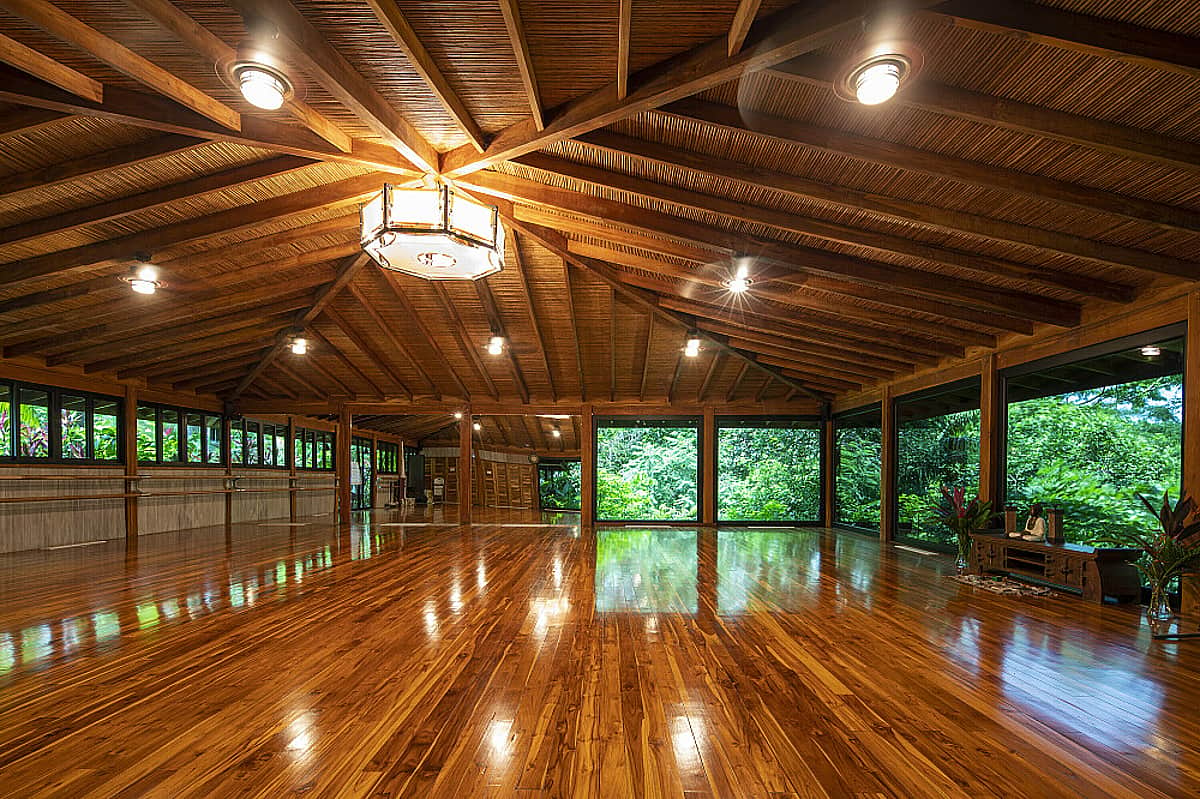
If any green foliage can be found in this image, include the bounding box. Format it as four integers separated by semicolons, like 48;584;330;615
94;410;118;460
538;461;581;510
835;425;881;530
718;427;820;521
0;399;9;456
19;402;49;458
60;409;87;459
595;528;697;612
597;426;698;520
897;409;981;546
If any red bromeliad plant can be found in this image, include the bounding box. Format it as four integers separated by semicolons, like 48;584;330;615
934;485;994;569
1109;492;1200;620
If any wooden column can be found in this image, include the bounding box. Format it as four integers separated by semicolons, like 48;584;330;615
1184;291;1200;616
979;353;1003;506
581;404;595;529
122;385;138;551
222;416;233;530
823;416;836;527
336;405;352;527
702;407;716;526
370;433;378;510
458;409;473;525
880;385;896;542
286;415;297;521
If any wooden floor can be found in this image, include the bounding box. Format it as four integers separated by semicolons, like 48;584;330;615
1;510;1198;798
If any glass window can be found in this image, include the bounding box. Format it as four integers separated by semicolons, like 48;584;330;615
137;405;158;462
834;405;882;532
275;432;286;467
294;434;304;467
230;421;244;464
262;424;274;466
717;418;822;523
93;400;119;461
321;435;332;470
161;409;180;462
596;418;700;522
18;388;50;458
538;460;581;510
0;383;10;457
60;394;89;459
896;379;981;549
206;416;223;464
1005;330;1184;546
246;422;260;465
185;414;203;462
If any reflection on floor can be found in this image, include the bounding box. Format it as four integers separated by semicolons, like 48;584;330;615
0;510;1196;797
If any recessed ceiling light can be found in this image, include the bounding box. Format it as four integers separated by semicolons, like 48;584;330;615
835;46;922;107
725;259;752;294
289;336;308;355
454;411;463;420
229;18;294;111
473;421;482;432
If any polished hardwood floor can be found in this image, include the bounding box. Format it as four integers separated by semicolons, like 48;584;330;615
1;509;1198;798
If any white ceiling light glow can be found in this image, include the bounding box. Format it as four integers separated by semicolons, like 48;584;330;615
290;336;308;355
684;333;702;358
835;45;921;107
228;17;294;111
487;335;506;355
120;256;163;295
361;182;504;281
725;259;752;294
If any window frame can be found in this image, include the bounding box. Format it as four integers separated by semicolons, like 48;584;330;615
593;415;703;524
136;402;224;466
831;403;883;535
0;379;123;465
294;427;336;472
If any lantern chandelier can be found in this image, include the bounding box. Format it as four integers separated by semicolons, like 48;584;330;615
360;181;505;281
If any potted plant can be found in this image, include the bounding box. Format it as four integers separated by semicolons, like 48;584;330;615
1117;492;1200;620
933;486;993;573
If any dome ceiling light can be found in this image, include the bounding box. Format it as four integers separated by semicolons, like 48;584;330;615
835;44;922;107
120;253;163;295
225;16;294;111
361;182;504;281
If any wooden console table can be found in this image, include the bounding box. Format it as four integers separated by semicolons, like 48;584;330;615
970;533;1142;604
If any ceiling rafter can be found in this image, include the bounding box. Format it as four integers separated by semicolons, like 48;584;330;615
83;323;283;375
322;303;413;400
0;105;63;136
496;0;543;130
475;278;530;404
121;0;353;152
345;280;441;398
0;28;100;100
664;98;1200;246
0;65;413;173
506;228;556;401
364;0;485;151
430;283;500;400
227;0;436;173
726;361;750;403
307;324;387;397
772;53;1200;176
616;0;632;100
727;0;762;56
576;130;1136;300
374;270;473;400
698;350;723;402
0;0;239;129
519;153;1082;326
558;256;587;401
638;314;653;403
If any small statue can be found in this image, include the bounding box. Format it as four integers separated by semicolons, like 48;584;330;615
1022;502;1047;542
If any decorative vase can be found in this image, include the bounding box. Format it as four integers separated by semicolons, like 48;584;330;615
1147;580;1174;621
955;534;971;574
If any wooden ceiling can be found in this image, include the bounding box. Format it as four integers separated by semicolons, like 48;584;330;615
359;413;582;455
0;0;1197;435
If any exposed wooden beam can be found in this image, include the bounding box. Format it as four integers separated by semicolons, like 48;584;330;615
463;171;1014;341
228;253;374;401
616;0;632;100
83;323;282;375
307;325;386;397
322;304;413;399
506;228;556;401
374;270;473;400
0;172;383;289
519;152;1081;326
0;154;313;249
773;53;1200;178
638;314;653;403
727;0;762;56
726;361;749;403
0;0;239;129
496;0;543;131
228;0;436;172
0;29;101;101
475;278;530;404
430;283;500;400
608;287;616;402
709;323;911;375
665;98;1200;244
697;350;722;403
724;337;897;382
122;0;353;152
666;347;685;403
0;133;204;200
511;218;827;403
131;341;269;380
441;0;943;176
559;256;587;401
363;0;485;151
295;351;357;397
0;65;412;172
931;0;1200;80
577;130;1136;299
345;280;441;397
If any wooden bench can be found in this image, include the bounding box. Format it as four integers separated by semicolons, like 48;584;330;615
970;533;1142;604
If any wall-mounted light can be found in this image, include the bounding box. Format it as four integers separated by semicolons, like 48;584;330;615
473;421;482;432
684;332;702;358
486;335;506;355
120;254;163;295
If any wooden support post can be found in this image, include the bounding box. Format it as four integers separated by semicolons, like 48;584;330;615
1184;291;1200;617
370;433;378;510
459;408;473;525
702;407;717;526
337;405;352;527
880;385;896;542
979;353;1003;507
223;416;233;531
122;385;138;551
823;415;836;527
287;415;297;521
581;403;595;529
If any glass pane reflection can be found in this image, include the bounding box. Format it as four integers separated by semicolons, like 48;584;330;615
595;528;697;613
